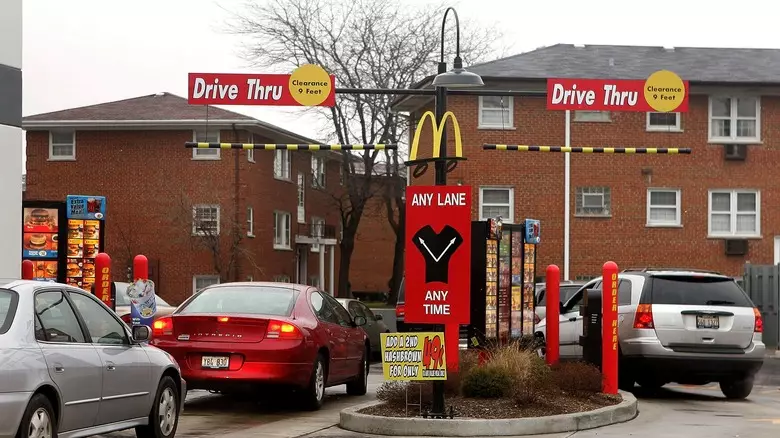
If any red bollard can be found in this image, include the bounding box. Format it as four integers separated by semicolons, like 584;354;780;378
133;255;149;281
22;260;34;280
545;264;560;366
602;261;619;394
95;253;113;309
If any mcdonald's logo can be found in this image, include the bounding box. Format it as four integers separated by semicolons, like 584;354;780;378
406;111;465;176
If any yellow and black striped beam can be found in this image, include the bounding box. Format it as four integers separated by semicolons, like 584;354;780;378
185;142;396;151
483;145;692;154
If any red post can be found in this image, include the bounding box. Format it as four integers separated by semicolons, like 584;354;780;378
95;253;113;309
444;322;460;372
602;261;619;394
133;254;149;281
545;264;560;366
22;260;34;280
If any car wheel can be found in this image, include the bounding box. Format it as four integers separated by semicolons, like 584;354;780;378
17;393;56;438
301;354;327;411
136;376;179;438
720;375;754;400
346;347;369;396
636;376;665;391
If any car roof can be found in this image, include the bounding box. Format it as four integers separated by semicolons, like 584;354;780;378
201;281;310;291
621;268;729;279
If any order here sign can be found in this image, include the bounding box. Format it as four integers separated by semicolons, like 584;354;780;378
404;185;471;325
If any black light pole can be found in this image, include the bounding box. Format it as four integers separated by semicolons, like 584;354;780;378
429;6;484;418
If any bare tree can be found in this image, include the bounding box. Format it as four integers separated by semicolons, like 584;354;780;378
225;0;501;296
382;148;406;304
175;192;264;283
114;221;139;282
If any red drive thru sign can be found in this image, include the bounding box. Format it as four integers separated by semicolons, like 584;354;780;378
547;70;689;113
188;64;336;107
405;185;471;325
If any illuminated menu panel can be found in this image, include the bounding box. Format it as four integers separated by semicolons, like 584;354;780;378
22;208;59;259
522;243;537;335
510;231;524;337
485;239;498;339
498;233;511;340
65;219;100;292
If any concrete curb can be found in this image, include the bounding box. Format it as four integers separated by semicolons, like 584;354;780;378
339;390;638;437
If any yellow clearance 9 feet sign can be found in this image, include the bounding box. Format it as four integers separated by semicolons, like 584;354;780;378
381;332;447;381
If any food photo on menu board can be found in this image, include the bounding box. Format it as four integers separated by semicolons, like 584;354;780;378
30;261;58;281
22;208;59;258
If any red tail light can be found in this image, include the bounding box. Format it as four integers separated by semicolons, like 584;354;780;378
754;308;763;333
396;304;405;318
120;314;132;325
266;320;302;340
533;313;541;324
633;304;654;329
152;316;174;337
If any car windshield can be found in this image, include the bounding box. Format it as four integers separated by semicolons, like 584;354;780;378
650;275;753;307
0;289;18;334
114;283;171;307
178;286;297;316
538;285;582;305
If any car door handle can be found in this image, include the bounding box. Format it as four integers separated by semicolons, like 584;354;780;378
106;362;116;371
54;365;65;373
569;317;577;322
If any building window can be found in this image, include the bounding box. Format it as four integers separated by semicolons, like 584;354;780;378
273;275;291;283
479;187;514;223
274;150;291;180
247;133;255;163
49;131;76;160
575;187;611;217
647;189;681;227
273;211;291;249
193;275;220;294
646;112;681;131
574;111;611;122
247;206;254;237
478;96;514;129
192;205;220;235
311;217;325;253
709;96;760;143
708;190;760;237
297;172;305;223
312;155;326;188
192;130;220;160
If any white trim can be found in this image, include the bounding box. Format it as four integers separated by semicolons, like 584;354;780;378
192;129;221;160
774;236;780;265
192;204;220;236
645;112;682;132
247;133;255;163
707;96;761;143
707;189;761;238
575;186;611;217
48;130;76;161
478;186;515;223
192;275;220;295
273;211;292;250
25;119;258;129
297;172;306;223
646;188;682;227
247;206;255;237
274;149;291;181
311;155;326;188
310;217;325;253
478;96;514;129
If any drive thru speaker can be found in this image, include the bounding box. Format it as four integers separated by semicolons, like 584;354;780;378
579;288;602;369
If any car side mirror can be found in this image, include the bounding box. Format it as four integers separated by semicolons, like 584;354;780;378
375;314;383;321
132;325;151;342
354;316;367;327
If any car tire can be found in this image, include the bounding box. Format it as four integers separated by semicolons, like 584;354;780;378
720;375;754;400
136;376;180;438
17;393;57;438
301;354;327;411
346;347;369;396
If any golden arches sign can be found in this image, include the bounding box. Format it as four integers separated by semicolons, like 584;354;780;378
405;110;465;177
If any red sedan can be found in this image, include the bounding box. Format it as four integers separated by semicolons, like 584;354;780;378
150;282;369;410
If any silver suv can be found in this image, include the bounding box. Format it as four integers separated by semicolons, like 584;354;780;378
536;269;765;399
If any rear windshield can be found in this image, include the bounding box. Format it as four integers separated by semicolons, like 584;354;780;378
0;289;19;334
650;276;753;307
179;286;297;316
539;285;582;305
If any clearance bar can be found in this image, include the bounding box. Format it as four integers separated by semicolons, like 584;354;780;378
483;145;692;154
184;142;396;151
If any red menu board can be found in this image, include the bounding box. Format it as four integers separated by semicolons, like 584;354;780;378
22;207;60;282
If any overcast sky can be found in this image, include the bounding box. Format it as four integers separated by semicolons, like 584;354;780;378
22;0;780;170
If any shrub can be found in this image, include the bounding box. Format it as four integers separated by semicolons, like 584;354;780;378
462;365;513;398
551;361;603;394
516;334;545;352
513;352;556;405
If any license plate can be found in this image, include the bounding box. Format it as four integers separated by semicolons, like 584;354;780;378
696;315;719;329
201;356;229;369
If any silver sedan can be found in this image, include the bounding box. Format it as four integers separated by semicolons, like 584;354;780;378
0;280;186;438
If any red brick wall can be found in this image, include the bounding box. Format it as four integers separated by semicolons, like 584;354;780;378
409;93;780;278
25;128;348;304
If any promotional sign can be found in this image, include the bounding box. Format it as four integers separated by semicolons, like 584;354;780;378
65;195;106;292
381;332;446;381
22;201;66;283
128;279;157;327
405;185;472;324
547;70;689;113
525;219;541;244
188;64;336;107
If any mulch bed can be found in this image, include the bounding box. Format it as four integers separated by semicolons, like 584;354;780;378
360;391;622;419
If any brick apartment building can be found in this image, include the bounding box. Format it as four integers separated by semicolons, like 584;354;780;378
394;44;780;279
23;92;392;304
